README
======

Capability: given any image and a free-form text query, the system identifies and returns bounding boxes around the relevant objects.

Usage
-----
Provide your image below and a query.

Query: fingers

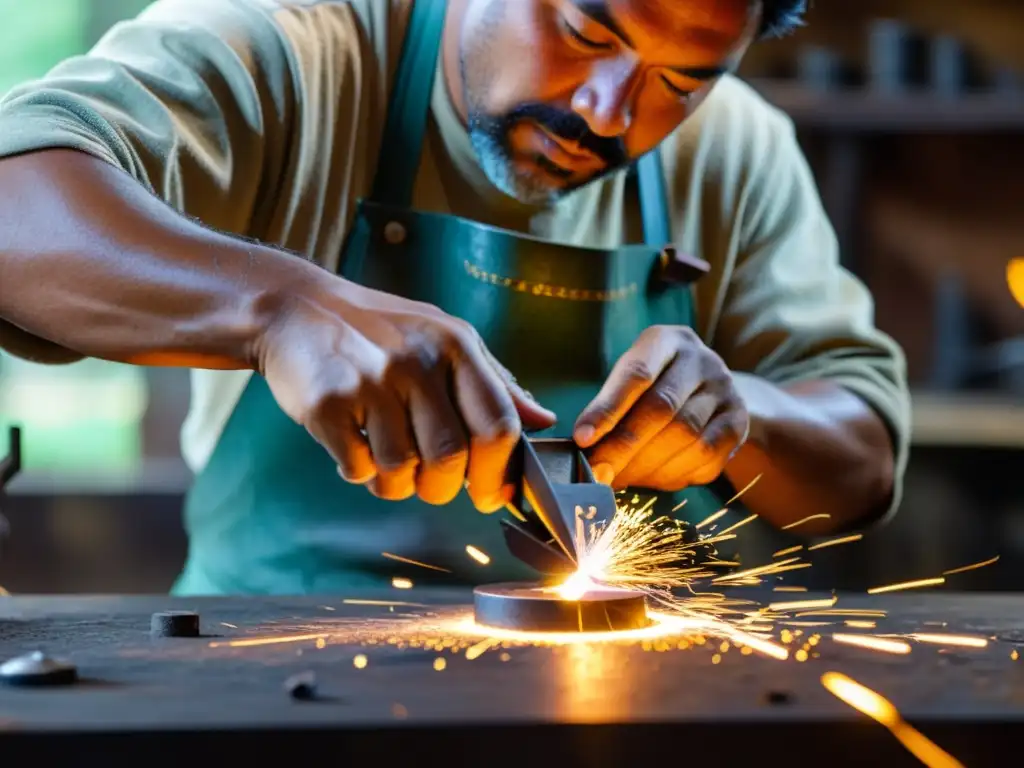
[636,406,748,490]
[480,345,557,430]
[452,346,524,513]
[408,373,469,506]
[586,354,704,482]
[573,328,678,449]
[363,393,419,501]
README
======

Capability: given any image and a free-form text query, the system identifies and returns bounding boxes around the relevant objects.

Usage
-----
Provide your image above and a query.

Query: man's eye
[561,20,612,50]
[661,76,693,100]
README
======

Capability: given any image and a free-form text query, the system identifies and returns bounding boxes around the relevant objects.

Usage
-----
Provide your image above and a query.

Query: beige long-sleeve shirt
[0,0,910,517]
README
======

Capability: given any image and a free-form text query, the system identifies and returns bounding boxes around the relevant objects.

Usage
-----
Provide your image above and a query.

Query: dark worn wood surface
[0,590,1022,764]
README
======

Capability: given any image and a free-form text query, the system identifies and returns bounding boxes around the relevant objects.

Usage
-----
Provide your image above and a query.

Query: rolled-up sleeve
[712,114,911,524]
[0,0,297,363]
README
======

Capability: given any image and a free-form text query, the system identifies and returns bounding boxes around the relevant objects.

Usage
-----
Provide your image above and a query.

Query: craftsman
[0,0,909,594]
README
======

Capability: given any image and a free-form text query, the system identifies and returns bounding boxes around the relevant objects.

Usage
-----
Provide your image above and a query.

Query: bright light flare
[832,633,911,654]
[822,672,965,768]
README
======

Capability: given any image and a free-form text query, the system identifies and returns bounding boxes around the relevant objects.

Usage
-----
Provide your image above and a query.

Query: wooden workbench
[0,590,1020,765]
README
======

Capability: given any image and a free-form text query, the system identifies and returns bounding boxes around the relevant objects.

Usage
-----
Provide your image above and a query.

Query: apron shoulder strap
[635,149,672,247]
[371,0,448,207]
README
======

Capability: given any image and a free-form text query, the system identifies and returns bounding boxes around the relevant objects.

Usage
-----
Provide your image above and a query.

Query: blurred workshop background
[1,0,1023,594]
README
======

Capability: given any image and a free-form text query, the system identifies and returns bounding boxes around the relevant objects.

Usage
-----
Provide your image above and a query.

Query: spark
[773,586,808,592]
[342,599,427,607]
[716,513,758,537]
[392,577,414,590]
[832,633,911,654]
[723,473,762,505]
[711,557,802,584]
[867,577,945,595]
[773,545,803,558]
[465,545,491,565]
[695,508,728,529]
[942,555,999,576]
[845,620,876,629]
[807,534,863,551]
[353,654,368,668]
[209,633,330,648]
[910,633,987,649]
[822,672,964,767]
[781,514,831,531]
[767,597,838,612]
[433,657,447,671]
[465,637,499,660]
[220,622,238,629]
[381,552,450,573]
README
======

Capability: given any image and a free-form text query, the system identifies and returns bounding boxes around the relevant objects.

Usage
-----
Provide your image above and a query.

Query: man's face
[458,0,760,205]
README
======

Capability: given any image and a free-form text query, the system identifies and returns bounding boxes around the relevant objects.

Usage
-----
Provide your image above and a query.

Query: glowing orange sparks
[392,577,414,590]
[822,672,964,768]
[767,597,838,612]
[781,514,830,531]
[807,534,863,551]
[832,633,911,654]
[867,577,944,595]
[942,555,999,576]
[910,633,988,649]
[465,545,491,565]
[381,552,450,572]
[209,633,330,648]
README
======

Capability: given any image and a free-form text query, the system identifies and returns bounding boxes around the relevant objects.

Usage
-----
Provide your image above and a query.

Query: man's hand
[573,326,749,491]
[259,280,556,512]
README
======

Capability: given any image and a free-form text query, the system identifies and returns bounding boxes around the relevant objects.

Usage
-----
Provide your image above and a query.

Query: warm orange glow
[822,672,965,768]
[1007,258,1024,308]
[208,633,329,648]
[867,577,944,595]
[832,633,911,654]
[911,633,988,649]
[392,577,414,589]
[465,545,491,565]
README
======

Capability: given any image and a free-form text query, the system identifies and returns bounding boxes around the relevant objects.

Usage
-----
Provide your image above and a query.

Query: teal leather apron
[172,0,726,595]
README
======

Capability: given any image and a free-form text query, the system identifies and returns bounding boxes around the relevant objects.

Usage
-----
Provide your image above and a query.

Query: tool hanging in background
[500,437,617,577]
[0,426,22,561]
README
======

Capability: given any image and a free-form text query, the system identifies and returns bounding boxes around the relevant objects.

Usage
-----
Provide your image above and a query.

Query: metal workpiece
[0,651,77,687]
[150,611,201,638]
[501,438,617,575]
[472,582,651,633]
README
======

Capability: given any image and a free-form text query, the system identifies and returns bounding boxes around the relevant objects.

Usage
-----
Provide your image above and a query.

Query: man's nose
[570,57,640,138]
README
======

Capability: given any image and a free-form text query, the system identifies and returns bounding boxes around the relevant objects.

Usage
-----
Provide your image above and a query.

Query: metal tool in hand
[500,437,618,576]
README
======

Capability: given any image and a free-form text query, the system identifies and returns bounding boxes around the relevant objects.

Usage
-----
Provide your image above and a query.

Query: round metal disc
[0,651,78,687]
[473,582,651,633]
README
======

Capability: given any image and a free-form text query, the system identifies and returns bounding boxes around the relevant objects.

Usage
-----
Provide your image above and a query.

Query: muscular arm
[0,149,319,369]
[725,375,897,536]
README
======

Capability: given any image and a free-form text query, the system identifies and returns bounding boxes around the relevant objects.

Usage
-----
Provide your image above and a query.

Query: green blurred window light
[0,1,155,471]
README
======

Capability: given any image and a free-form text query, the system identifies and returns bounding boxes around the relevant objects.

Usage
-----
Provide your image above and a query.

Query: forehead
[566,0,757,53]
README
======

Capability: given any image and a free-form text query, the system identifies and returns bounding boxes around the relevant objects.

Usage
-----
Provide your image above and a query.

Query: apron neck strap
[634,149,672,247]
[371,0,448,207]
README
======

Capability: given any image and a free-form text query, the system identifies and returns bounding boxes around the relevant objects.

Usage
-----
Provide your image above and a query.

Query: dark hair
[758,0,807,39]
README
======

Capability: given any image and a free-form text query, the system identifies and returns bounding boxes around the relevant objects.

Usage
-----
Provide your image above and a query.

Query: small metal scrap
[284,671,317,700]
[501,438,618,576]
[151,611,200,638]
[0,651,77,687]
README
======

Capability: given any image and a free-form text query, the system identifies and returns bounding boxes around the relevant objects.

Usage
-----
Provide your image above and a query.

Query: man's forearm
[723,372,896,536]
[0,149,322,369]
